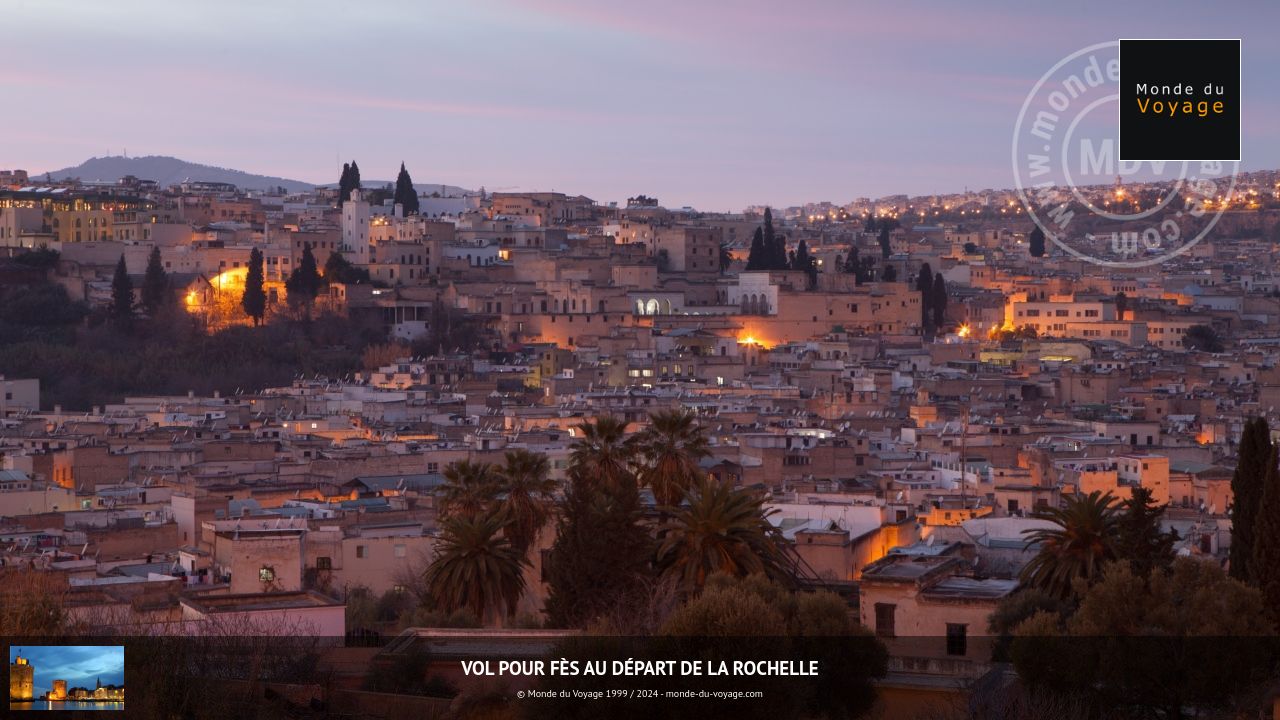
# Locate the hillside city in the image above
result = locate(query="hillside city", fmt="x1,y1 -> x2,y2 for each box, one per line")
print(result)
4,161 -> 1280,718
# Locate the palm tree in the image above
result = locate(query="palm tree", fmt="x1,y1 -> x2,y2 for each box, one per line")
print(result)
656,478 -> 789,593
636,409 -> 710,507
425,510 -> 528,622
568,416 -> 637,496
1020,490 -> 1121,599
495,448 -> 557,554
438,460 -> 499,519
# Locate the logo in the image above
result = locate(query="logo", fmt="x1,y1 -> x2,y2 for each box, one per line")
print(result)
1012,41 -> 1240,267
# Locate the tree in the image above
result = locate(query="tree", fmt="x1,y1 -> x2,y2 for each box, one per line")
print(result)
141,246 -> 169,314
1183,324 -> 1224,352
438,460 -> 500,520
495,449 -> 556,554
544,471 -> 653,628
745,227 -> 766,271
718,243 -> 733,273
931,273 -> 948,328
762,207 -> 785,270
963,241 -> 978,254
656,478 -> 790,593
323,250 -> 371,285
567,416 -> 636,496
635,409 -> 709,508
424,510 -> 528,622
109,254 -> 133,322
393,162 -> 420,215
1230,416 -> 1271,582
880,263 -> 896,282
1252,443 -> 1280,617
241,247 -> 266,326
285,242 -> 323,306
339,160 -> 362,203
1020,491 -> 1120,599
878,225 -> 891,259
1029,225 -> 1046,257
1114,291 -> 1128,318
916,263 -> 934,330
1114,486 -> 1177,578
1011,560 -> 1275,719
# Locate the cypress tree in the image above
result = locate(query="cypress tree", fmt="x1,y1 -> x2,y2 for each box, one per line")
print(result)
1231,416 -> 1272,582
878,225 -> 891,259
1254,443 -> 1280,618
931,274 -> 948,327
242,247 -> 266,326
917,263 -> 934,330
109,254 -> 133,322
763,208 -> 784,270
746,227 -> 765,271
338,162 -> 352,203
544,475 -> 653,628
882,263 -> 898,282
393,162 -> 420,215
349,160 -> 361,195
285,242 -> 323,306
141,246 -> 169,314
1029,226 -> 1046,257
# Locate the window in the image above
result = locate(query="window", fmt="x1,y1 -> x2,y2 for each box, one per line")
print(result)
356,545 -> 366,559
946,623 -> 968,656
394,544 -> 406,558
259,566 -> 276,583
874,603 -> 896,638
316,556 -> 332,570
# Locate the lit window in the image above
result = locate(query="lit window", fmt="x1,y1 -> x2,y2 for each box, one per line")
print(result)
259,566 -> 275,582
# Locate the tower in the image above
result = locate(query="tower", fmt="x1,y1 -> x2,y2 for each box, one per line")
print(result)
9,654 -> 34,701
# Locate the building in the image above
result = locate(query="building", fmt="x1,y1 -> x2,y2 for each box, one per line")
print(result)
50,679 -> 67,700
9,654 -> 34,700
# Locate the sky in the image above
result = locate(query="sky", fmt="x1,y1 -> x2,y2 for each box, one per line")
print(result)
9,645 -> 126,693
2,0 -> 1277,210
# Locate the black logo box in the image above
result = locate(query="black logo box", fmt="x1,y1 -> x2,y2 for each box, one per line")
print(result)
1119,39 -> 1241,162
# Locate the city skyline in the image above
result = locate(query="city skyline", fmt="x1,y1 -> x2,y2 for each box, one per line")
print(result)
4,0 -> 1278,210
9,647 -> 125,694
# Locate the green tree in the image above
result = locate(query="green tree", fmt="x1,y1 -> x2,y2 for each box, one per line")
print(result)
438,460 -> 500,520
878,225 -> 891,259
1252,443 -> 1280,617
1115,291 -> 1128,317
323,250 -> 371,285
656,478 -> 790,593
881,263 -> 897,282
141,246 -> 169,314
424,510 -> 528,622
745,227 -> 766,271
1114,486 -> 1177,578
393,162 -> 420,215
1183,324 -> 1224,352
567,416 -> 637,496
1029,225 -> 1046,257
1231,416 -> 1271,582
338,160 -> 362,203
544,471 -> 653,628
931,273 -> 948,328
916,263 -> 934,330
285,242 -> 323,306
1011,560 -> 1276,719
635,409 -> 709,508
963,241 -> 978,254
109,254 -> 133,322
1020,491 -> 1120,599
495,449 -> 557,554
241,247 -> 266,326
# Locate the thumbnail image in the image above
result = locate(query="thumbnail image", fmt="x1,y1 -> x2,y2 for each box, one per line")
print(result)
9,646 -> 124,712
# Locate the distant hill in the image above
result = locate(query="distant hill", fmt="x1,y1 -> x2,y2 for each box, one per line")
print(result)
42,156 -> 473,196
43,155 -> 316,193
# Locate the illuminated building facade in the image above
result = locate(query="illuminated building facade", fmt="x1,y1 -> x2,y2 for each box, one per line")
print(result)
9,655 -> 34,701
